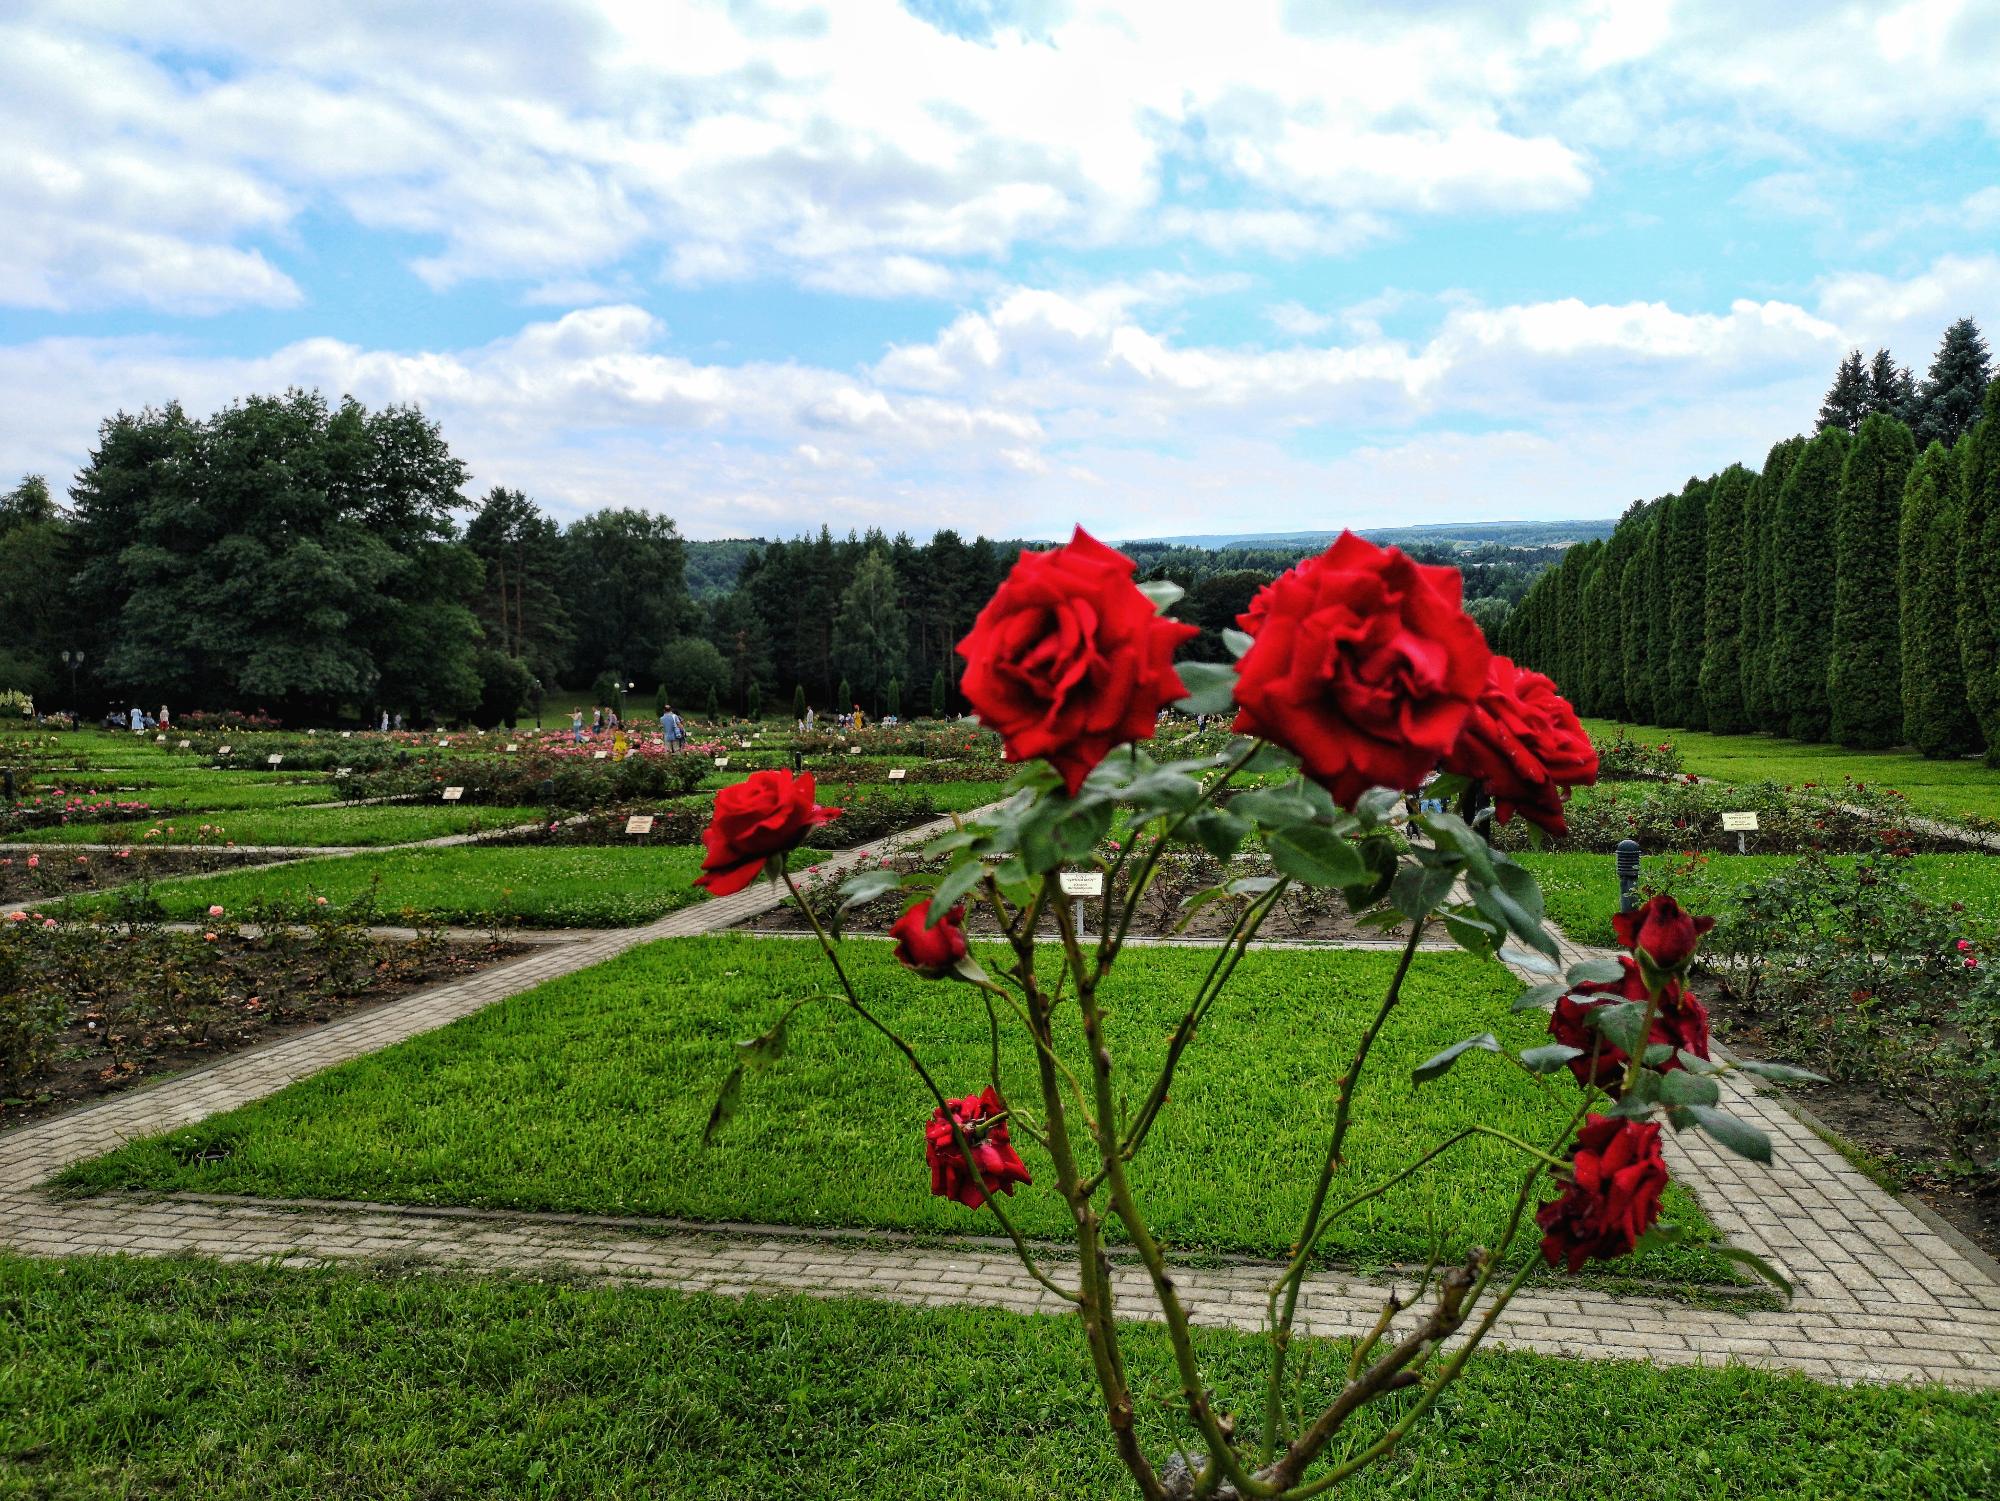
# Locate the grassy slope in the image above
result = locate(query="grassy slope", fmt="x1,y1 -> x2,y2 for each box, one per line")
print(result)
60,937 -> 1725,1280
1583,717 -> 2000,823
14,804 -> 543,847
3,1256 -> 1995,1500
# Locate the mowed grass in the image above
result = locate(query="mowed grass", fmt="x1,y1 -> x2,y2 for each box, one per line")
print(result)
60,937 -> 1727,1281
12,803 -> 542,847
4,1256 -> 1995,1500
1583,718 -> 2000,823
47,845 -> 816,928
1519,851 -> 2000,947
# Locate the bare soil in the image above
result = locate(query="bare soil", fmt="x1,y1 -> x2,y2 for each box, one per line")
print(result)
0,848 -> 272,906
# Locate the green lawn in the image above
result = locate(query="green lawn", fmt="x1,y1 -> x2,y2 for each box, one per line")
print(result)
47,844 -> 809,928
1520,851 -> 2000,947
58,937 -> 1726,1281
13,803 -> 542,847
1584,718 -> 2000,824
3,1256 -> 1994,1500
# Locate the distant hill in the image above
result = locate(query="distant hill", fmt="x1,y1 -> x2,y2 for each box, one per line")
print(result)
1124,519 -> 1617,551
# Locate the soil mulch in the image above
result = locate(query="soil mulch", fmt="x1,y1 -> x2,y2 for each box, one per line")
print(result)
0,848 -> 275,906
1,932 -> 529,1130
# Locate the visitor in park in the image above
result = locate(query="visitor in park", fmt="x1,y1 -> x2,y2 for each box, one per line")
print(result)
592,707 -> 602,733
852,702 -> 865,729
394,713 -> 404,731
571,708 -> 585,743
380,710 -> 389,732
804,705 -> 816,730
660,704 -> 685,752
128,705 -> 142,732
158,705 -> 169,729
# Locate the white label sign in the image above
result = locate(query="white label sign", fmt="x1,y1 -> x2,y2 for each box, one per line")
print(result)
1059,871 -> 1105,898
266,753 -> 283,766
505,743 -> 519,753
335,767 -> 351,778
1720,811 -> 1759,832
714,756 -> 729,767
849,745 -> 862,755
888,768 -> 907,780
342,730 -> 352,738
592,750 -> 608,760
177,739 -> 191,749
442,786 -> 464,802
217,745 -> 232,756
438,739 -> 449,747
624,814 -> 655,835
156,734 -> 167,743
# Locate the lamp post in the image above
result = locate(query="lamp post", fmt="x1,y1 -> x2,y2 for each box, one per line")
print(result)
59,649 -> 84,709
531,677 -> 543,730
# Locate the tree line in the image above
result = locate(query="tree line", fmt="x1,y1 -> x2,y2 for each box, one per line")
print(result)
1498,317 -> 2000,760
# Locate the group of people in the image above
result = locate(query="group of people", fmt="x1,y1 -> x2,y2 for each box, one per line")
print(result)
108,704 -> 169,732
798,704 -> 877,732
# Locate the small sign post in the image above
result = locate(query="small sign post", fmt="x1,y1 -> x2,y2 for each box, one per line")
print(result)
624,814 -> 655,835
592,750 -> 608,760
1059,870 -> 1106,941
442,786 -> 465,802
217,745 -> 231,756
266,753 -> 283,766
714,756 -> 729,768
505,743 -> 519,753
177,739 -> 190,749
1721,810 -> 1759,855
888,768 -> 907,781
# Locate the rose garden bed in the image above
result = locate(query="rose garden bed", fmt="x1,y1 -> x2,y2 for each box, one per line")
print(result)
1,846 -> 274,906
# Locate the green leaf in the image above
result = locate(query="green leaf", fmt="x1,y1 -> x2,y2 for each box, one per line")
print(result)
1732,1058 -> 1830,1084
1138,579 -> 1186,613
1590,1001 -> 1650,1058
1231,779 -> 1333,829
838,869 -> 903,911
1713,1244 -> 1793,1299
701,1064 -> 744,1147
1658,1069 -> 1722,1107
1684,1105 -> 1773,1164
1631,1222 -> 1689,1254
1122,767 -> 1205,812
1173,885 -> 1230,934
1566,956 -> 1627,985
1237,739 -> 1299,773
1225,875 -> 1279,898
1390,862 -> 1457,920
1441,906 -> 1499,958
950,953 -> 992,986
1352,786 -> 1404,828
1184,807 -> 1252,863
1049,797 -> 1114,862
1221,626 -> 1255,659
930,858 -> 988,919
1175,660 -> 1237,715
1265,825 -> 1366,887
1518,1042 -> 1584,1073
1421,812 -> 1496,885
1412,1032 -> 1501,1084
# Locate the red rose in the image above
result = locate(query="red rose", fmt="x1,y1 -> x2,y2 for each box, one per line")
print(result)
1612,892 -> 1715,973
1231,532 -> 1490,808
1548,956 -> 1711,1093
891,899 -> 969,977
925,1086 -> 1032,1208
1536,1115 -> 1669,1272
957,527 -> 1197,795
1442,655 -> 1597,836
694,769 -> 841,895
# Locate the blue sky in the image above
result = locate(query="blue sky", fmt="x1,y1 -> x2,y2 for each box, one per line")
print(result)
4,0 -> 1999,540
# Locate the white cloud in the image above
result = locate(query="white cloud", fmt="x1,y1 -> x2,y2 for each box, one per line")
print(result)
1265,302 -> 1336,338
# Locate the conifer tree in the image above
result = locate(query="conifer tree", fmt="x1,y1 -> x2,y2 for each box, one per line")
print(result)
1698,464 -> 1754,733
1867,348 -> 1917,424
1740,436 -> 1804,724
1915,317 -> 1992,450
1587,525 -> 1632,719
931,668 -> 948,718
1772,427 -> 1850,740
1958,382 -> 2000,759
1620,522 -> 1656,723
1817,349 -> 1870,434
1828,414 -> 1917,747
793,683 -> 806,721
1665,476 -> 1710,727
1900,442 -> 1980,757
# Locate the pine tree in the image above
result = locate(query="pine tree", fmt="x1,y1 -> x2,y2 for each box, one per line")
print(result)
1772,426 -> 1850,740
837,676 -> 853,714
704,684 -> 719,721
886,677 -> 901,719
746,681 -> 762,720
1900,442 -> 1980,756
1665,477 -> 1710,727
1867,348 -> 1917,423
1698,464 -> 1754,733
1740,436 -> 1804,724
1914,317 -> 1992,450
930,668 -> 948,718
1958,382 -> 2000,759
1828,414 -> 1917,747
1817,349 -> 1870,434
793,683 -> 806,721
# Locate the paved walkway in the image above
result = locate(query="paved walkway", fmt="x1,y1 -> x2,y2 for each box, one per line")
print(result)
3,828 -> 1998,1392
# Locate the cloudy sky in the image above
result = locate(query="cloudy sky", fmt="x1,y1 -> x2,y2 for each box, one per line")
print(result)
5,0 -> 1999,540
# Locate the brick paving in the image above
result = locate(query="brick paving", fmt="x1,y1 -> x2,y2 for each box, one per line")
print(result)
3,825 -> 1998,1390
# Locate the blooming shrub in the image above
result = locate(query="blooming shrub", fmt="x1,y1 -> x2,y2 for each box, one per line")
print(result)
696,528 -> 1800,1500
1592,730 -> 1686,781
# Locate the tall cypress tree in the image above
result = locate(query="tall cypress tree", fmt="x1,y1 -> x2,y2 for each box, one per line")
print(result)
1665,476 -> 1710,727
1915,317 -> 1992,450
1620,541 -> 1653,724
1958,382 -> 2000,760
1828,414 -> 1917,747
1740,436 -> 1804,725
1643,503 -> 1673,723
1698,464 -> 1754,733
1817,349 -> 1870,434
1772,426 -> 1850,741
1900,441 -> 1980,757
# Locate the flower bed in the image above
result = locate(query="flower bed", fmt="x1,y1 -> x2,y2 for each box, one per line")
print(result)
0,845 -> 268,905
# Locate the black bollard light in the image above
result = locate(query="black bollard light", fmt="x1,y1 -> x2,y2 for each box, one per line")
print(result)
791,747 -> 803,774
1615,838 -> 1643,912
2,768 -> 13,804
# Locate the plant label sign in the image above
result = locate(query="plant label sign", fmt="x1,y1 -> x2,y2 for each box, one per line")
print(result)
266,754 -> 283,766
335,767 -> 351,778
849,745 -> 862,755
156,734 -> 167,743
442,786 -> 465,802
1059,871 -> 1105,898
593,750 -> 608,760
505,743 -> 519,753
888,768 -> 907,780
624,814 -> 655,835
342,730 -> 352,738
217,745 -> 232,756
438,739 -> 450,747
1720,811 -> 1759,831
714,756 -> 729,767
177,740 -> 191,749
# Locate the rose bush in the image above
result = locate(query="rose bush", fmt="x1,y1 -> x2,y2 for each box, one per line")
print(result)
695,769 -> 842,895
698,528 -> 1801,1501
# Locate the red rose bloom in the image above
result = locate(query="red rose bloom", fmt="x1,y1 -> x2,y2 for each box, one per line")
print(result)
925,1086 -> 1032,1208
1548,955 -> 1711,1093
1536,1115 -> 1669,1272
1231,532 -> 1490,808
1612,892 -> 1716,973
957,528 -> 1197,796
891,899 -> 969,977
694,769 -> 842,896
1442,655 -> 1597,836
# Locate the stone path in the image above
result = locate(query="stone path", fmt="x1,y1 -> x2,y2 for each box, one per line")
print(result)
4,826 -> 1998,1392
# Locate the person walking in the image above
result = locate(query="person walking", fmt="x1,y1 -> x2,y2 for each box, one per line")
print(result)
128,705 -> 143,733
571,708 -> 585,743
660,704 -> 685,753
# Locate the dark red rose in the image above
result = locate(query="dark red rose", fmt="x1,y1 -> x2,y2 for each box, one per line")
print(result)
1612,893 -> 1716,973
1231,531 -> 1490,808
956,528 -> 1196,796
891,899 -> 969,977
1442,654 -> 1598,836
1536,1115 -> 1669,1272
1548,956 -> 1711,1093
694,769 -> 841,895
925,1086 -> 1032,1208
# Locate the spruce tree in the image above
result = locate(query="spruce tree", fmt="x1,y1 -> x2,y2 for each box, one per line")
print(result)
930,668 -> 948,718
1958,382 -> 2000,759
793,683 -> 806,721
1817,349 -> 1870,434
1828,414 -> 1917,747
1772,426 -> 1850,741
1665,476 -> 1710,727
1867,348 -> 1917,423
1915,316 -> 1992,449
1900,441 -> 1980,756
1698,464 -> 1754,733
886,677 -> 901,719
1740,436 -> 1804,725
